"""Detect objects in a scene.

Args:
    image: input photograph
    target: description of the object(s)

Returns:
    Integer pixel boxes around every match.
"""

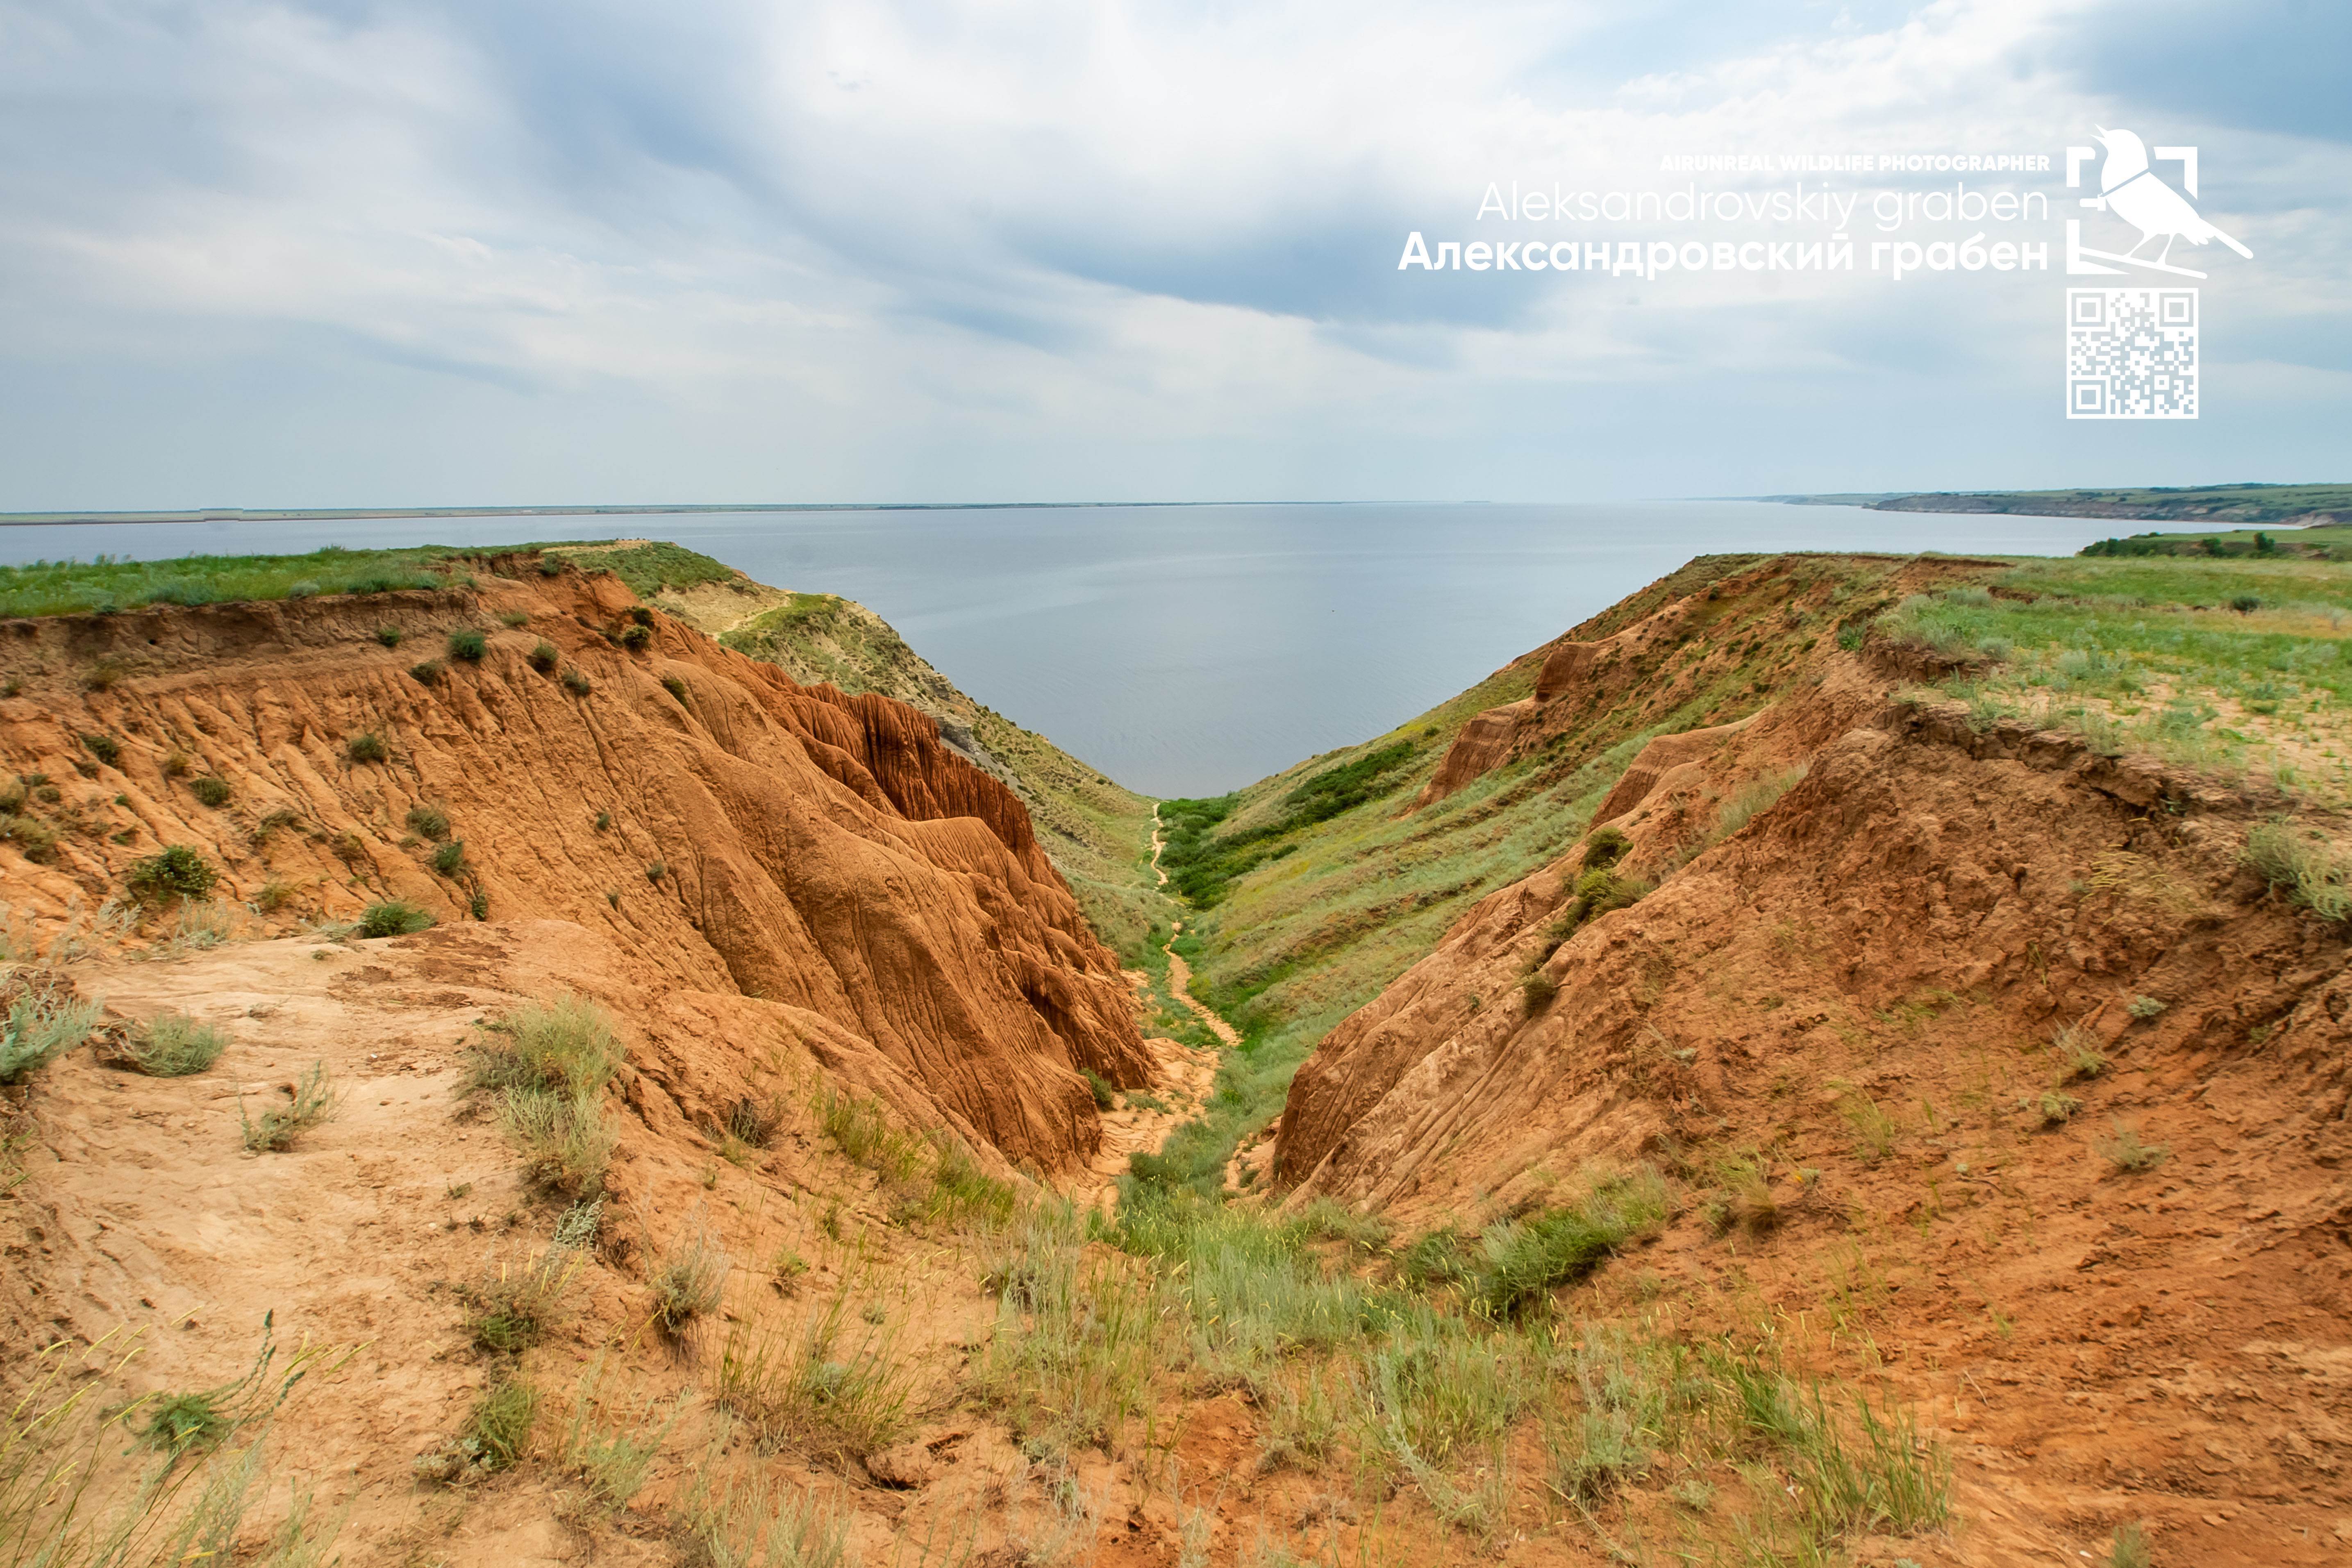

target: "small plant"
[431,840,468,877]
[2052,1024,2108,1084]
[139,1390,233,1453]
[1580,826,1630,870]
[2229,593,2260,615]
[593,810,612,832]
[2105,1519,2152,1568]
[409,658,444,685]
[2036,1090,2082,1127]
[2097,1119,2169,1174]
[83,658,125,692]
[472,1375,539,1470]
[629,607,654,628]
[469,888,489,920]
[253,878,295,913]
[188,776,233,807]
[0,978,105,1083]
[118,1011,229,1077]
[771,1248,810,1294]
[448,628,487,662]
[649,1223,728,1337]
[1080,1066,1117,1109]
[405,803,451,841]
[1473,1172,1669,1317]
[239,1061,339,1151]
[562,668,592,696]
[80,732,120,768]
[345,732,386,764]
[330,829,369,864]
[538,555,562,577]
[471,995,626,1196]
[375,625,404,647]
[619,624,653,651]
[126,843,218,904]
[724,1095,781,1148]
[2125,995,2166,1020]
[2244,820,2352,921]
[500,609,530,629]
[1838,1088,1900,1161]
[557,1358,677,1507]
[527,640,559,673]
[464,1244,582,1353]
[161,750,191,778]
[645,860,666,882]
[359,899,435,937]
[1520,969,1559,1014]
[661,674,689,702]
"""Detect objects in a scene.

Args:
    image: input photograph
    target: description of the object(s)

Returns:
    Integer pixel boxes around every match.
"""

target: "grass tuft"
[238,1061,339,1152]
[119,1012,229,1077]
[358,900,434,938]
[0,977,104,1084]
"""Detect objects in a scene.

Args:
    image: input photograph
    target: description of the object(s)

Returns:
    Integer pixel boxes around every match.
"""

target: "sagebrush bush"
[430,840,467,877]
[375,625,404,647]
[345,732,386,764]
[0,979,104,1084]
[126,844,218,904]
[80,732,120,768]
[121,1012,229,1077]
[527,641,559,673]
[405,803,450,841]
[188,776,232,807]
[410,658,444,686]
[562,668,592,696]
[358,899,434,938]
[447,628,487,662]
[239,1061,338,1151]
[649,1224,727,1337]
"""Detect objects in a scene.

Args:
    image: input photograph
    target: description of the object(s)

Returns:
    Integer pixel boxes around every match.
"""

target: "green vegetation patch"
[0,544,481,618]
[551,540,738,601]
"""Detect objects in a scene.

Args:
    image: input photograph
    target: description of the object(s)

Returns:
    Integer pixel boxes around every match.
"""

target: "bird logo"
[2066,129,2252,278]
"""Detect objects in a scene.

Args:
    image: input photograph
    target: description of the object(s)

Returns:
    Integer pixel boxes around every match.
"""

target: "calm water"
[0,502,2117,796]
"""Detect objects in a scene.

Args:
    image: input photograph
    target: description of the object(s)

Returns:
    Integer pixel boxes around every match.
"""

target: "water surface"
[0,502,2116,795]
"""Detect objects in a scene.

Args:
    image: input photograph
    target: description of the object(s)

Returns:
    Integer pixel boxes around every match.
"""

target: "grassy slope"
[1141,553,1843,1193]
[1874,481,2352,525]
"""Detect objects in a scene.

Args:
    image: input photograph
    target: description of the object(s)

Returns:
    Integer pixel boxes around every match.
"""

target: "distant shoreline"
[0,500,1316,527]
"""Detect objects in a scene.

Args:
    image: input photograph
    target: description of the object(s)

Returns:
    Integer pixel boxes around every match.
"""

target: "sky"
[0,0,2344,510]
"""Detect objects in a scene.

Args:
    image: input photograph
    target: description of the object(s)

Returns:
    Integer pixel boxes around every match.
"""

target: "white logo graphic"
[2067,288,2196,419]
[2064,128,2252,280]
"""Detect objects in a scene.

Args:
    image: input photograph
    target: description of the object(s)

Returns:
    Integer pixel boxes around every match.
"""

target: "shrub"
[618,624,652,651]
[345,732,386,764]
[375,625,404,647]
[80,732,120,768]
[359,899,435,938]
[500,610,530,629]
[472,1375,539,1469]
[1080,1066,1117,1109]
[1520,970,1559,1014]
[330,829,369,865]
[2052,1024,2108,1084]
[160,750,191,778]
[469,888,489,920]
[649,1223,728,1337]
[562,668,592,696]
[537,556,562,577]
[2097,1120,2169,1174]
[2037,1091,2082,1127]
[661,674,688,702]
[465,1244,582,1353]
[2125,995,2166,1020]
[431,840,468,877]
[0,979,104,1083]
[594,811,611,832]
[253,878,295,913]
[409,658,444,685]
[2230,594,2261,615]
[127,844,218,904]
[188,776,232,807]
[1400,1226,1472,1287]
[471,995,626,1196]
[120,1012,229,1077]
[239,1061,339,1151]
[1,814,58,864]
[2106,1520,2152,1568]
[645,860,666,882]
[1580,827,1630,871]
[83,658,125,692]
[629,607,654,628]
[250,806,303,845]
[527,641,559,673]
[2244,820,2352,920]
[405,803,451,841]
[448,628,487,662]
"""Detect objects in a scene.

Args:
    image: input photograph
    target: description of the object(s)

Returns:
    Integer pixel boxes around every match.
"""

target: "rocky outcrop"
[0,560,1149,1170]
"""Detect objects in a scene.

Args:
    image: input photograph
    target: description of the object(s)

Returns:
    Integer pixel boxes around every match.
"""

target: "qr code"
[2066,288,2197,418]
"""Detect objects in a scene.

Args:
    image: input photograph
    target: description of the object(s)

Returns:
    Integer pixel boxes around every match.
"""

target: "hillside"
[1773,482,2352,529]
[1142,547,2352,1563]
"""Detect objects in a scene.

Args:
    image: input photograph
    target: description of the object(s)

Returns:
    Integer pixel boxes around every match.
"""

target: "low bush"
[448,629,487,662]
[2052,1023,2108,1084]
[660,674,688,702]
[1580,826,1630,871]
[120,1012,230,1077]
[527,641,559,673]
[1520,970,1559,1014]
[619,624,652,651]
[1080,1066,1117,1109]
[649,1223,728,1337]
[127,844,218,904]
[470,995,626,1196]
[2097,1120,2169,1173]
[345,732,386,764]
[239,1061,339,1151]
[645,860,666,882]
[2036,1090,2082,1127]
[2245,820,2352,920]
[465,1244,582,1353]
[2,814,59,864]
[404,803,450,841]
[1471,1172,1669,1318]
[629,607,654,628]
[375,625,404,647]
[500,610,530,629]
[359,899,434,937]
[80,733,120,768]
[188,776,232,808]
[0,978,105,1084]
[562,668,592,696]
[409,658,444,685]
[2126,995,2167,1020]
[430,840,468,877]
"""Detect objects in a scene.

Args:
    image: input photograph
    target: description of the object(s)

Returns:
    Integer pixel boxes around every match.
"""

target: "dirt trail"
[1151,805,1240,1049]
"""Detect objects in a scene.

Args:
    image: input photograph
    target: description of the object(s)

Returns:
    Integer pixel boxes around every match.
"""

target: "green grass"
[0,544,481,618]
[0,978,104,1083]
[468,996,626,1197]
[713,1277,915,1464]
[550,539,739,601]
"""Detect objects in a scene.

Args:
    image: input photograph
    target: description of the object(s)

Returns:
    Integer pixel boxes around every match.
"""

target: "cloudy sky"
[1,0,2343,509]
